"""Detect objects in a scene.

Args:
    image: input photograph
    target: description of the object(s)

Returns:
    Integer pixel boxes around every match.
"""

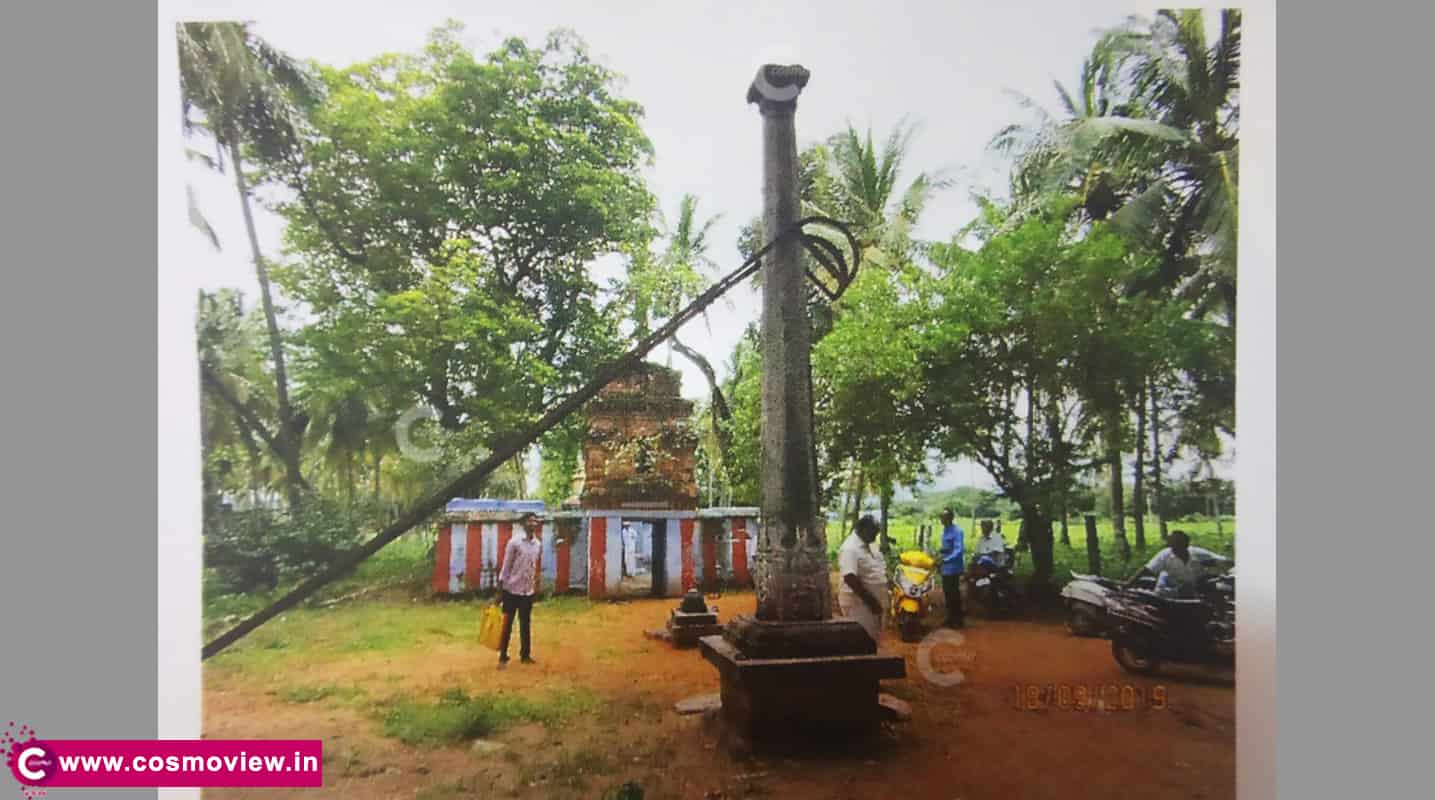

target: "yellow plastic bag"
[478,603,505,651]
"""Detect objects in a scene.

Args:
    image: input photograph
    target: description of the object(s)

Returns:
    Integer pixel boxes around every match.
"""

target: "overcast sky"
[173,0,1234,496]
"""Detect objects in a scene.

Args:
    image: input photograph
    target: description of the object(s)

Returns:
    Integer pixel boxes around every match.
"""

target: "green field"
[834,515,1236,584]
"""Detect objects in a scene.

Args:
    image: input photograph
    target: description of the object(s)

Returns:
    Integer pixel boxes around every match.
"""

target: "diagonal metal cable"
[202,216,860,659]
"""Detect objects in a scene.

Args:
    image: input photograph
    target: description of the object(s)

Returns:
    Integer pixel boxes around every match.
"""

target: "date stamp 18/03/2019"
[1011,683,1169,712]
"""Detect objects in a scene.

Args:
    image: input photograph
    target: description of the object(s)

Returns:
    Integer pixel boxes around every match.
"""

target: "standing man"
[619,522,633,578]
[938,509,966,628]
[837,515,888,643]
[496,512,543,667]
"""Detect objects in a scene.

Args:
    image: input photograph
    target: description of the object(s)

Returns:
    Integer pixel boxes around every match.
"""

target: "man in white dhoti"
[837,516,888,642]
[622,523,639,576]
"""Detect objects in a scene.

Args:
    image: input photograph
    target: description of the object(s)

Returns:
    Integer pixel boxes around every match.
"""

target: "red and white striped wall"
[431,508,759,599]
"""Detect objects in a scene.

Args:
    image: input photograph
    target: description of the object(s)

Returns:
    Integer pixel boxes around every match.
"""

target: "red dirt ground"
[204,590,1234,800]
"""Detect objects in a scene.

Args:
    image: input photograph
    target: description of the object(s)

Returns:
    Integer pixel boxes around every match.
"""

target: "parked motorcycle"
[1062,547,1233,638]
[1061,571,1154,637]
[967,547,1022,619]
[1107,570,1236,675]
[890,550,937,642]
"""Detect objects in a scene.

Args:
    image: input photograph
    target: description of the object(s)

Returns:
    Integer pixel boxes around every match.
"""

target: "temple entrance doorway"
[616,519,654,595]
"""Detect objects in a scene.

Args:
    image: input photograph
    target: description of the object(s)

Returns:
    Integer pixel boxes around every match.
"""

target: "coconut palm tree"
[657,193,722,360]
[810,118,952,270]
[993,10,1240,325]
[196,289,299,509]
[989,52,1175,224]
[300,387,374,503]
[178,21,324,508]
[987,12,1239,549]
[1101,9,1241,324]
[804,120,949,532]
[624,194,734,451]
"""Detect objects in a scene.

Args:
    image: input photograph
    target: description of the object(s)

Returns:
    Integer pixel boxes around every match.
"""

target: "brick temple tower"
[579,362,699,511]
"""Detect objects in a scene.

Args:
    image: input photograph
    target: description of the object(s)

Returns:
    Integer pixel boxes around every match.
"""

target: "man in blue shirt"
[938,509,966,628]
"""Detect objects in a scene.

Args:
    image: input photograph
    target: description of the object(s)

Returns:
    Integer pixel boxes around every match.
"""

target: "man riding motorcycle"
[1124,530,1232,599]
[1108,530,1235,674]
[966,519,1021,618]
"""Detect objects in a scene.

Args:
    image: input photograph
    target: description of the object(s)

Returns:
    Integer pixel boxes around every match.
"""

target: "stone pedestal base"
[648,598,725,648]
[698,616,905,755]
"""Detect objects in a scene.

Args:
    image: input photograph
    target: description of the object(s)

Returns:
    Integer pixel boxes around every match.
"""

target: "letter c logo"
[394,404,444,463]
[17,746,50,781]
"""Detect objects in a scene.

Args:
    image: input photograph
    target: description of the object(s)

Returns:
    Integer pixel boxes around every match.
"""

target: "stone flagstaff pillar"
[694,66,904,756]
[747,64,830,622]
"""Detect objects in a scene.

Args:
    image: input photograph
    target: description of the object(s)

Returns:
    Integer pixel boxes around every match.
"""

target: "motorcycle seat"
[1158,597,1205,606]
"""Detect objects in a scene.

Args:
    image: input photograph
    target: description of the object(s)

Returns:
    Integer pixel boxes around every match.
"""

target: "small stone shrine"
[647,589,725,648]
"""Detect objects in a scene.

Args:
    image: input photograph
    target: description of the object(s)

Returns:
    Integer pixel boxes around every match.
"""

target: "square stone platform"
[698,616,906,754]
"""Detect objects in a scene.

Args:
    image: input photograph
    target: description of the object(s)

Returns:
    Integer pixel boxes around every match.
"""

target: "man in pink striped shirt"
[496,513,543,667]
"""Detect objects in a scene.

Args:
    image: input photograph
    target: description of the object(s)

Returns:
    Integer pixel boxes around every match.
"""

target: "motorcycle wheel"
[897,611,923,643]
[1066,602,1104,637]
[1112,636,1161,675]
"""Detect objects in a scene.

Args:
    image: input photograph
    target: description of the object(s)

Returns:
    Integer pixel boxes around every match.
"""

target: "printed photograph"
[178,4,1244,797]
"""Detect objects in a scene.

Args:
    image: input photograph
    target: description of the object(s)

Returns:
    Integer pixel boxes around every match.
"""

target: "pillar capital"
[746,64,810,114]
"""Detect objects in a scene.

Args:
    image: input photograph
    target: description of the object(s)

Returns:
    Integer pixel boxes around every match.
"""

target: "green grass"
[202,535,605,646]
[519,744,616,792]
[536,594,598,618]
[203,533,434,631]
[205,596,492,675]
[275,683,367,705]
[204,585,598,680]
[380,687,603,746]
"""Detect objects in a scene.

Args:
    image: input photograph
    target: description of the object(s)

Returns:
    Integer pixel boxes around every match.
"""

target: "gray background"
[1275,3,1429,798]
[0,2,159,799]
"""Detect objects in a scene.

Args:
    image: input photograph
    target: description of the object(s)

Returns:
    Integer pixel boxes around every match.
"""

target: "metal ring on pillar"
[787,215,862,301]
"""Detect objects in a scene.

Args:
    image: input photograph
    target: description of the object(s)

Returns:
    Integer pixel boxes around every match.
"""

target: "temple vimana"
[577,361,700,511]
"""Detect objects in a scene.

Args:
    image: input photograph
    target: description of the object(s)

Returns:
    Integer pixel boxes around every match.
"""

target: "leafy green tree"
[179,21,325,508]
[270,23,650,446]
[918,198,1162,594]
[813,264,932,550]
[537,418,584,508]
[992,59,1164,555]
[804,122,948,518]
[989,12,1241,552]
[717,324,763,506]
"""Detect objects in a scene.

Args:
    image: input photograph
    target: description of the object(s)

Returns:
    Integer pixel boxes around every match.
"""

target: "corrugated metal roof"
[443,498,547,513]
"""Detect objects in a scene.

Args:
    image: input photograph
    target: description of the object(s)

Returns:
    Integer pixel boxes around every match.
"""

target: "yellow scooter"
[890,550,937,642]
